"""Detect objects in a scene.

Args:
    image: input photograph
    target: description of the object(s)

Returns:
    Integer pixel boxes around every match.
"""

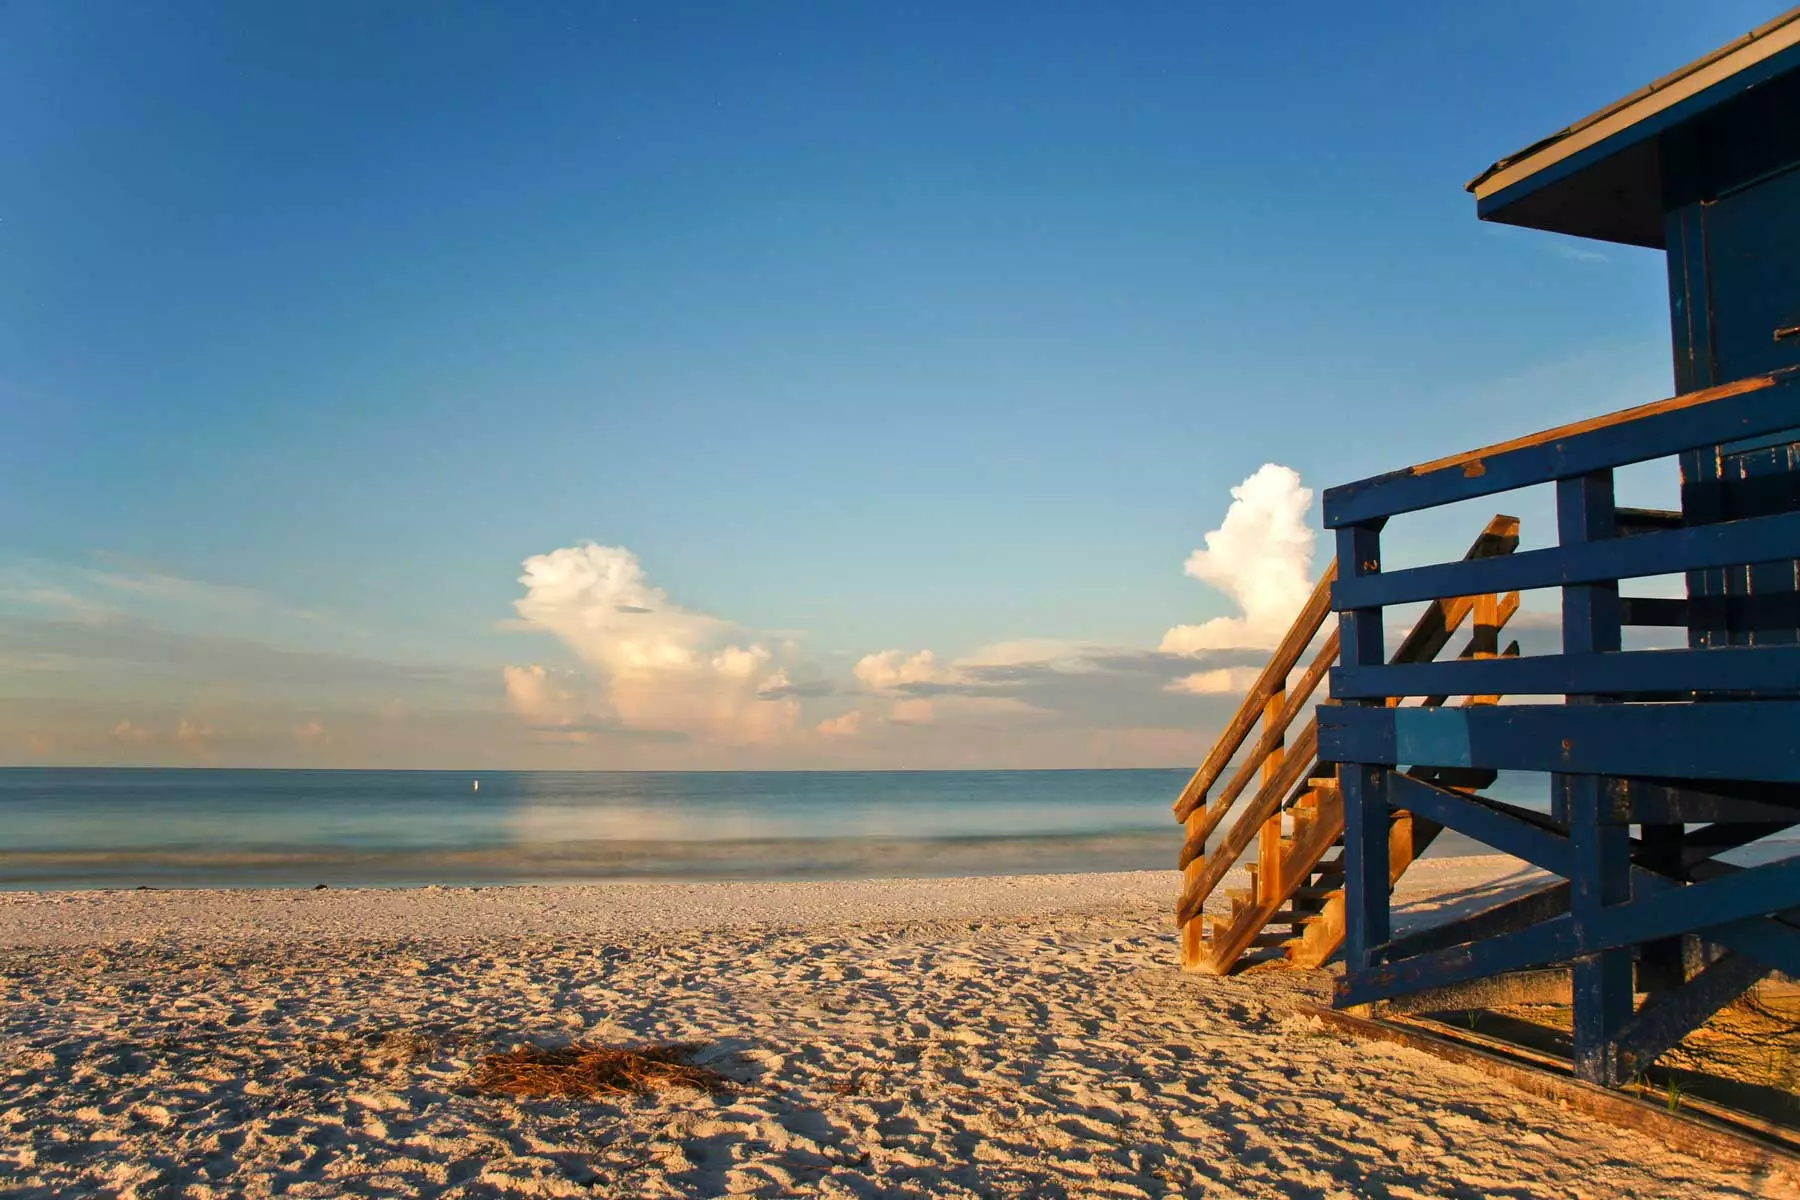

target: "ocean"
[1,766,1758,892]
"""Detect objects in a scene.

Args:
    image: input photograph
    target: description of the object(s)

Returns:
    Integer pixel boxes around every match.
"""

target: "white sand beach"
[0,857,1785,1199]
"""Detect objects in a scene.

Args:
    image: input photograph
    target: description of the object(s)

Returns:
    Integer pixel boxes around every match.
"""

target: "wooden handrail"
[1170,564,1336,820]
[1177,718,1320,925]
[1174,513,1528,932]
[1176,625,1337,851]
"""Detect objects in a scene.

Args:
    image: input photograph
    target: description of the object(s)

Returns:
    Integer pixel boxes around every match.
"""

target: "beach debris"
[470,1040,730,1099]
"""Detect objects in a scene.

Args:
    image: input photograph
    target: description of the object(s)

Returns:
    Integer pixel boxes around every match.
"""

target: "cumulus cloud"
[1161,463,1317,656]
[507,544,798,747]
[1167,666,1264,695]
[109,719,153,745]
[853,649,955,693]
[816,711,862,738]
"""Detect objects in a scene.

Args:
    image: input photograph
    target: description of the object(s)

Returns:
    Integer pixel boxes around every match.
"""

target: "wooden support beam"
[1335,643,1800,700]
[1371,967,1572,1014]
[1612,953,1771,1080]
[1608,778,1800,825]
[1560,468,1631,1088]
[1385,773,1574,876]
[1320,701,1800,784]
[1620,596,1689,627]
[1337,519,1391,976]
[1615,507,1684,535]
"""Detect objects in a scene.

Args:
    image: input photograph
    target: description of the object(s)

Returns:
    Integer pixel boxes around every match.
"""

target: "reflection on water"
[0,768,1191,890]
[3,768,1790,891]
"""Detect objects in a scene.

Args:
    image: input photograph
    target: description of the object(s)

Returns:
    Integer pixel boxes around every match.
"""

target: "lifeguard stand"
[1317,12,1800,1087]
[1470,10,1800,648]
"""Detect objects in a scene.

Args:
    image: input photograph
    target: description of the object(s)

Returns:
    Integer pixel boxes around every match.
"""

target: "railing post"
[1180,805,1210,968]
[1257,688,1287,901]
[1337,520,1390,977]
[1558,469,1632,1086]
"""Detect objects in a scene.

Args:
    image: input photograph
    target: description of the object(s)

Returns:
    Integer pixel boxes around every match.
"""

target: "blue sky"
[0,1,1774,767]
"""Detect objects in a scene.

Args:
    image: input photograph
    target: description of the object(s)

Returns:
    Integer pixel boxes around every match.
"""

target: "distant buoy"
[472,779,480,791]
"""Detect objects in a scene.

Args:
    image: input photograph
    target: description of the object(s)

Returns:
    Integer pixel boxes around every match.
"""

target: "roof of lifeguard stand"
[1467,6,1800,248]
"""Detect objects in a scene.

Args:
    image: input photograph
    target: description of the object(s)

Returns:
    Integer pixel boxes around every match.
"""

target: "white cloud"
[1167,666,1264,695]
[1161,463,1317,655]
[816,711,862,738]
[109,719,153,745]
[502,663,585,726]
[295,719,328,745]
[853,649,955,692]
[507,544,797,747]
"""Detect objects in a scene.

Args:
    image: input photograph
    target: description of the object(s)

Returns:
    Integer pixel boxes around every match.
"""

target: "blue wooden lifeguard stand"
[1321,11,1800,1087]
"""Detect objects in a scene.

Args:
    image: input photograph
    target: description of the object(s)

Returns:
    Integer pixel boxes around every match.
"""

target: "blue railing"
[1319,365,1800,1087]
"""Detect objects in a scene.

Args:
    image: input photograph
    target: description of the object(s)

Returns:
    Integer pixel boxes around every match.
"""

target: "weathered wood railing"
[1322,366,1800,1087]
[1173,515,1522,973]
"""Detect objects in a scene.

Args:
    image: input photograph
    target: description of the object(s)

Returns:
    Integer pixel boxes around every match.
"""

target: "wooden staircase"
[1174,515,1523,974]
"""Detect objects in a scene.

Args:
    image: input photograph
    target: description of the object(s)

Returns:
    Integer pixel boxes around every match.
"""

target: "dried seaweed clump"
[471,1040,730,1099]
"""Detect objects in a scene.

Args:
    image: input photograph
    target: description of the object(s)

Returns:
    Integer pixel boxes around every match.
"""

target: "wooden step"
[1245,931,1295,949]
[1270,906,1321,925]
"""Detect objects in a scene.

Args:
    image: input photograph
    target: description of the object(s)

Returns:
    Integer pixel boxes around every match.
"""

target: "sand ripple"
[0,868,1783,1198]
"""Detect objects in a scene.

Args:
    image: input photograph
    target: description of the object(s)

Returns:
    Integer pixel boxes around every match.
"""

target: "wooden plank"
[1336,519,1391,977]
[1371,967,1573,1014]
[1304,1004,1800,1182]
[1602,857,1800,951]
[1615,507,1685,535]
[1179,803,1211,969]
[1607,778,1800,825]
[1333,644,1800,700]
[1170,566,1336,820]
[1320,702,1800,783]
[1322,369,1794,527]
[1620,596,1689,626]
[1339,914,1581,1010]
[1333,507,1800,610]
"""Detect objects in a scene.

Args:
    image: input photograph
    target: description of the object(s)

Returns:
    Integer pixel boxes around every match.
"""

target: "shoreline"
[0,856,1532,949]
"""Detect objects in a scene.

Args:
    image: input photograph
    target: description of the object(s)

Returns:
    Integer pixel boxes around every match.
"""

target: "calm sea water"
[0,767,1705,892]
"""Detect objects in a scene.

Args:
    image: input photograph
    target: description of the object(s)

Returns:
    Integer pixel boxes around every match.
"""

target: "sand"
[0,857,1786,1198]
